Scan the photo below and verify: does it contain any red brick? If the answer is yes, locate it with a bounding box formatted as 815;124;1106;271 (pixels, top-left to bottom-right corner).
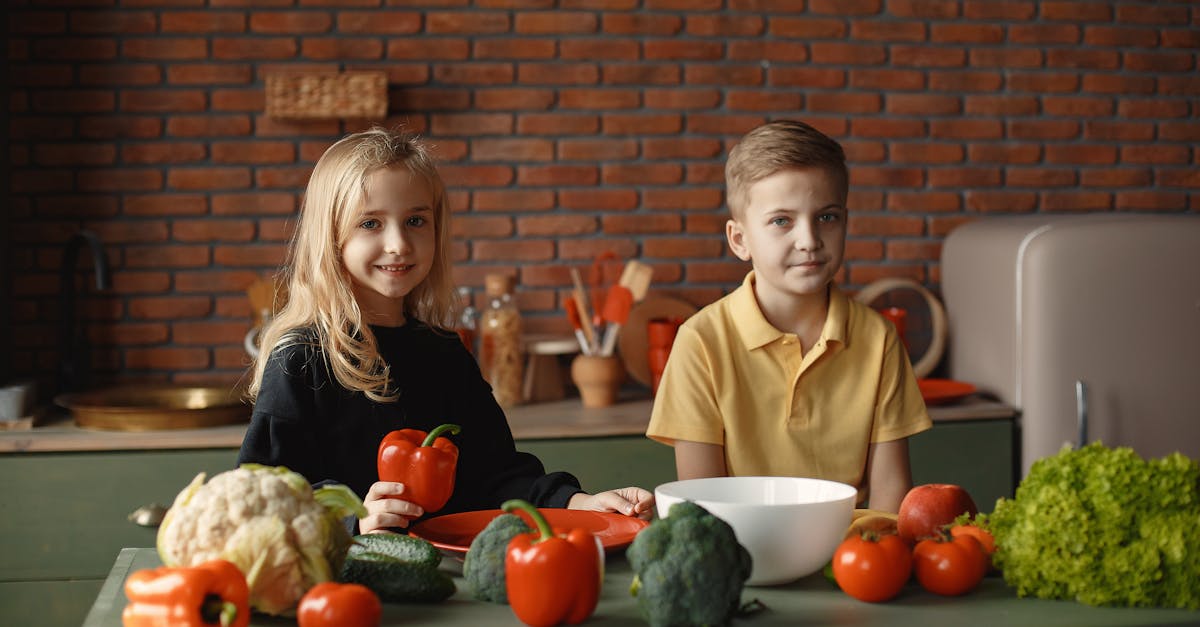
173;219;256;242
685;65;762;86
1008;120;1080;140
112;271;173;295
850;119;924;139
1006;167;1076;188
93;221;170;244
338;11;421;34
847;265;926;286
124;194;209;217
1083;73;1155;95
257;117;340;138
168;167;252;191
1083;121;1154;142
603;64;681;86
34;143;116;166
1158;75;1200;96
686;14;764;37
887;191;961;213
474;38;555;60
964;0;1035;19
685;114;767;136
842;140;886;163
125;244;211;268
125;347;210;370
889;142;963;165
10;64;72;87
645;40;724;61
642;138;722;160
645;88;722;110
388;38;468;60
1044;144;1118;165
121;90;206;113
601;13;682;36
430;113;513;136
122;142;206;164
1008;23;1080;45
91;323;170;346
473;239;555;262
1040;191;1112;211
931;119;1003;140
850;68;925;91
602;164;682;185
807;92;881;114
254;167;311;189
1046;49;1120;71
1115;191;1189;211
558;139;637;161
885;240;942;262
517;165;598;186
472;138;554;162
812;42;888;65
769;16;846;38
1120;145;1190;165
473;190;556;212
890;45;966;68
214;245;288;267
558;189;639;211
166;115;252;137
451;215;514;239
167;64;253;85
250;11;332;33
929;71;1001;92
516;215;597;236
1161;30;1200;50
128;296;213;320
968;47;1043;68
1085;25;1159;47
1007;72;1079;93
212;192;295;216
258;218;296;242
965;191;1038;213
557;88;637;110
931;23;1004;44
1115;3;1189;25
514;11;597;34
213;37;297;60
518;63;600;85
558;39;638;61
728;40;808;62
1043;96;1114;117
1124;50;1195;73
32;89;114;113
850;20;925;42
303;38;384;60
851;166;924;188
643;237;725;259
175;270;262;293
1080;168;1152;188
642;188;723;211
553;239;638;261
687;163;727;185
1160;122;1200;142
427;11;510;34
212;141;294;164
602;113;682;136
686;261;752;284
123;37;207;60
440;165;514;188
434;63;515;85
77;168;163;192
1041;1;1111;21
79;64;162;86
160;11;246;33
10;11;67;35
967;143;1042;164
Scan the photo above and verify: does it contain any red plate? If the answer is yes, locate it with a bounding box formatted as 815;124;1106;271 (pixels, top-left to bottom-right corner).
410;508;649;555
918;378;977;405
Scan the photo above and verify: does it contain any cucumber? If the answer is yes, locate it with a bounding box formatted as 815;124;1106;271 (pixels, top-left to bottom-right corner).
348;533;442;569
340;551;456;603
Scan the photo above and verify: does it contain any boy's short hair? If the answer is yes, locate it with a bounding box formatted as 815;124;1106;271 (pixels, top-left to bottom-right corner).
724;120;848;218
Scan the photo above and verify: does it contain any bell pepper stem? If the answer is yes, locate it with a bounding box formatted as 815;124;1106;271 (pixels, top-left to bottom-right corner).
199;595;238;627
421;423;462;447
501;499;555;543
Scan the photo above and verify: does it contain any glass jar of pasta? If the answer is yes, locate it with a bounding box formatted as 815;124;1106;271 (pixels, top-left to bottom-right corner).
479;273;524;408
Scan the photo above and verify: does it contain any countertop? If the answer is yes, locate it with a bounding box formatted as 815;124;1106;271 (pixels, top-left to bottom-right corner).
84;547;1197;627
0;395;1016;454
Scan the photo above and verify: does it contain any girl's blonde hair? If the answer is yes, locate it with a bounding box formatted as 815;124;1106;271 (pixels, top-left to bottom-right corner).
724;119;848;218
248;127;454;403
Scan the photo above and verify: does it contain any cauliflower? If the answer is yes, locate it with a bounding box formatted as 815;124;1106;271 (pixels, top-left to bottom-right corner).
156;464;367;616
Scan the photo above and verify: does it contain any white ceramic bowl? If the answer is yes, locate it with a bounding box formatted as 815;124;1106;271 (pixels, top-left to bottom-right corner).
655;476;857;586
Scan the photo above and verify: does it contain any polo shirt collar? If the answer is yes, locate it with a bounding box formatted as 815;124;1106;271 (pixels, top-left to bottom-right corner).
731;270;850;351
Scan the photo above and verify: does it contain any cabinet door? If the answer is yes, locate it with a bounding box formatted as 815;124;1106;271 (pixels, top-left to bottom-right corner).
909;420;1014;513
519;436;677;494
0;449;238;581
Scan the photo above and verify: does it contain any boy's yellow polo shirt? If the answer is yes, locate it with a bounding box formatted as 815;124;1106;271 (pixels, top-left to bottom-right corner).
646;271;931;502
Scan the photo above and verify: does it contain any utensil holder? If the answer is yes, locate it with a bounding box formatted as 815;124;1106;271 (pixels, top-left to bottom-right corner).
570;354;624;408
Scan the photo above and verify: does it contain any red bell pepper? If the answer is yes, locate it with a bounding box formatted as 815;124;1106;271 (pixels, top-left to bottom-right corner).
502;499;602;627
122;559;249;627
297;582;382;627
377;423;461;513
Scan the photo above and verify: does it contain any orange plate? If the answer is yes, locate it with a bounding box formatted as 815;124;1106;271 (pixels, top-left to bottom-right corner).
918;378;977;405
410;508;649;555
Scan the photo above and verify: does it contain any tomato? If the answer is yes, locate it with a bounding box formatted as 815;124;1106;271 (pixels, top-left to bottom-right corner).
831;533;912;602
913;533;987;596
297;582;382;627
949;523;995;556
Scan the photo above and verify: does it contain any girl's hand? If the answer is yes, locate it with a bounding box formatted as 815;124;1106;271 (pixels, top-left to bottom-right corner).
359;481;424;534
569;487;655;520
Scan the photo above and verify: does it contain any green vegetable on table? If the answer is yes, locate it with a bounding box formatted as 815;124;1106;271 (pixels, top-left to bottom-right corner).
989;442;1200;609
627;501;752;627
338;533;455;604
462;512;531;604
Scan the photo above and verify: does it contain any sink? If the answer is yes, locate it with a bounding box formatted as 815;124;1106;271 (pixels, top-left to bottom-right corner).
55;385;249;431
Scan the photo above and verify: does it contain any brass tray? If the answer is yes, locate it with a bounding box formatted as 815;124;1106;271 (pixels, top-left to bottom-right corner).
56;385;250;431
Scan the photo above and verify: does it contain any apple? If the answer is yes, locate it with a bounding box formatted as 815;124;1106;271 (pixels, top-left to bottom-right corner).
897;483;978;544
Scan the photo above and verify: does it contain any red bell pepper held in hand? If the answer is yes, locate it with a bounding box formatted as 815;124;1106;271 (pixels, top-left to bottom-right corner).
502;499;602;627
122;559;249;627
297;582;382;627
377;423;461;513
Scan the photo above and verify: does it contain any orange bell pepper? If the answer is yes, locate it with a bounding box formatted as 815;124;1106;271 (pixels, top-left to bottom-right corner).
502;499;602;627
377;423;461;513
122;559;249;627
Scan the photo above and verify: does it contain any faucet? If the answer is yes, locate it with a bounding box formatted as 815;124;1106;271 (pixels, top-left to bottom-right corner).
59;230;111;394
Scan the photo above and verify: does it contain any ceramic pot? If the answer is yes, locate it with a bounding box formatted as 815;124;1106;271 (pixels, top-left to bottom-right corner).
570;354;624;408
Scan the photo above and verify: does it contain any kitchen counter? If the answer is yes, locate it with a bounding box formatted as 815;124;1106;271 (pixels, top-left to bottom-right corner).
0;394;1015;453
84;547;1197;627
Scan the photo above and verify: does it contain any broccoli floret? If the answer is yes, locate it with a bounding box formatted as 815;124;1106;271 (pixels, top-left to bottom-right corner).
627;501;752;627
462;512;532;603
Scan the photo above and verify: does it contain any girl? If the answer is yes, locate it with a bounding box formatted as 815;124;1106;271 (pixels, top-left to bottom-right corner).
239;127;653;533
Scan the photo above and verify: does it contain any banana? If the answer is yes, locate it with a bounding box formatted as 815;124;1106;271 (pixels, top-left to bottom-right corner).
845;509;899;540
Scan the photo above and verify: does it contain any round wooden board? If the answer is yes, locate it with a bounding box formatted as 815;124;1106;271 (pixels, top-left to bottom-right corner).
616;296;699;388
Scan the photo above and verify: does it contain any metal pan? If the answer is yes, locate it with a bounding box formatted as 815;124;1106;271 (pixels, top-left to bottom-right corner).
56;385;249;431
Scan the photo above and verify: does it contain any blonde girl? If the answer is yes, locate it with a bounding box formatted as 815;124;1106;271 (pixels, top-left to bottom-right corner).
240;128;653;533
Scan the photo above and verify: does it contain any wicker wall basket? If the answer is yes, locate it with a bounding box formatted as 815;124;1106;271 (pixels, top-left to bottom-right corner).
265;71;388;120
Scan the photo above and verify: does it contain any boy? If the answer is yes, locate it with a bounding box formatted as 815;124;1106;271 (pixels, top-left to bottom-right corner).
645;120;931;512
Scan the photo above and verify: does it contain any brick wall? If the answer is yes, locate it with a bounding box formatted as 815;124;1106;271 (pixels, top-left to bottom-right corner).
6;1;1198;388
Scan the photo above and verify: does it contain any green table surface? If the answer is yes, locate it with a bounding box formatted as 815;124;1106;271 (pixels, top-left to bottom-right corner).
84;548;1197;627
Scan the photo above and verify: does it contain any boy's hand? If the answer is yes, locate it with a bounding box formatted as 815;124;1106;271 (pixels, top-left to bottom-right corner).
360;481;424;533
569;487;656;520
